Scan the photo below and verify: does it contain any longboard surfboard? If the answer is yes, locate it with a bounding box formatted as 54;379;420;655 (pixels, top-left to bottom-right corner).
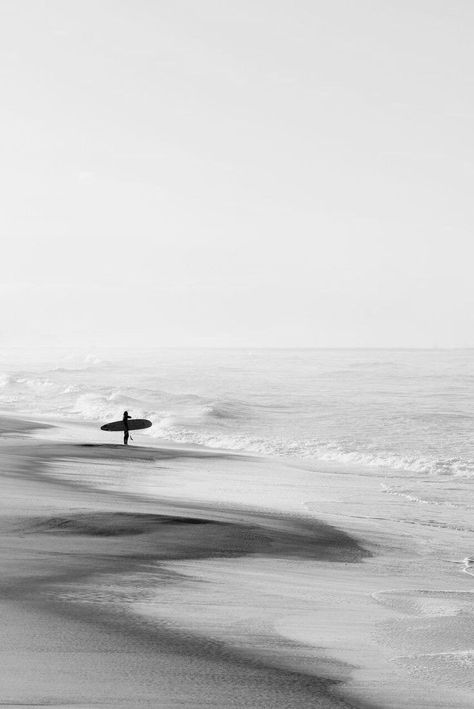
101;419;152;432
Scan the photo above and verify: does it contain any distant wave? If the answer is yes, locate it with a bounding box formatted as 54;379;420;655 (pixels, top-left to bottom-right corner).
203;400;254;421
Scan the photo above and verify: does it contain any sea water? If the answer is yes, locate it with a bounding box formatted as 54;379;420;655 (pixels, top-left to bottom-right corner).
1;347;474;516
1;347;474;474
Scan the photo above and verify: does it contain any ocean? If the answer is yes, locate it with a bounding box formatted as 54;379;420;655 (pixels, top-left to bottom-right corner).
1;347;473;707
2;347;474;476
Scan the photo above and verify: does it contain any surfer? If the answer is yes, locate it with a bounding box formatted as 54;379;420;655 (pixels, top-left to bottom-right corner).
123;410;131;445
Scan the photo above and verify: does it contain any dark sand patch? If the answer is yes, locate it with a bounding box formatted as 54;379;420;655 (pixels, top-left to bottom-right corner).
26;512;215;536
17;509;371;563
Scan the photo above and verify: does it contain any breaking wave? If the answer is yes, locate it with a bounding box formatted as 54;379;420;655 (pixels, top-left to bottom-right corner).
148;420;474;478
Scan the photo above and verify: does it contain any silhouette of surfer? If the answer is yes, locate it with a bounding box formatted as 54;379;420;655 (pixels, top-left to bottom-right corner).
123;410;131;445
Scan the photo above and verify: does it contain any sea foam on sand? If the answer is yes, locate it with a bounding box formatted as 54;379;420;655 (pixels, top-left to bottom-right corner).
0;415;473;708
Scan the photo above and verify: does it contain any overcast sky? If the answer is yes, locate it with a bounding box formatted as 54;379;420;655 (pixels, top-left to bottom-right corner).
1;0;473;347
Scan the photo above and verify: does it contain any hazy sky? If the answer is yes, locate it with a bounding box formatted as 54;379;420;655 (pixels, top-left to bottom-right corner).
1;0;474;347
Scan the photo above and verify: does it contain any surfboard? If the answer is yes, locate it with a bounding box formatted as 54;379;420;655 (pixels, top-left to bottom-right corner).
100;419;152;432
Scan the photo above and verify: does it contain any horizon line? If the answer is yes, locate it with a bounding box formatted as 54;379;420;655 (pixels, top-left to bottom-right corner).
3;345;474;352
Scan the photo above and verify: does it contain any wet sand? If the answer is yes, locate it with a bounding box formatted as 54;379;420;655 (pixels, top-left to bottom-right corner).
0;415;371;708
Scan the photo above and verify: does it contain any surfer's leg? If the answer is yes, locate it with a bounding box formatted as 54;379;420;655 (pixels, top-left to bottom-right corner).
124;431;129;445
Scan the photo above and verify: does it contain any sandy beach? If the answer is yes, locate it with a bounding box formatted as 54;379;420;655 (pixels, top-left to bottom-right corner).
0;414;473;708
0;415;369;708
